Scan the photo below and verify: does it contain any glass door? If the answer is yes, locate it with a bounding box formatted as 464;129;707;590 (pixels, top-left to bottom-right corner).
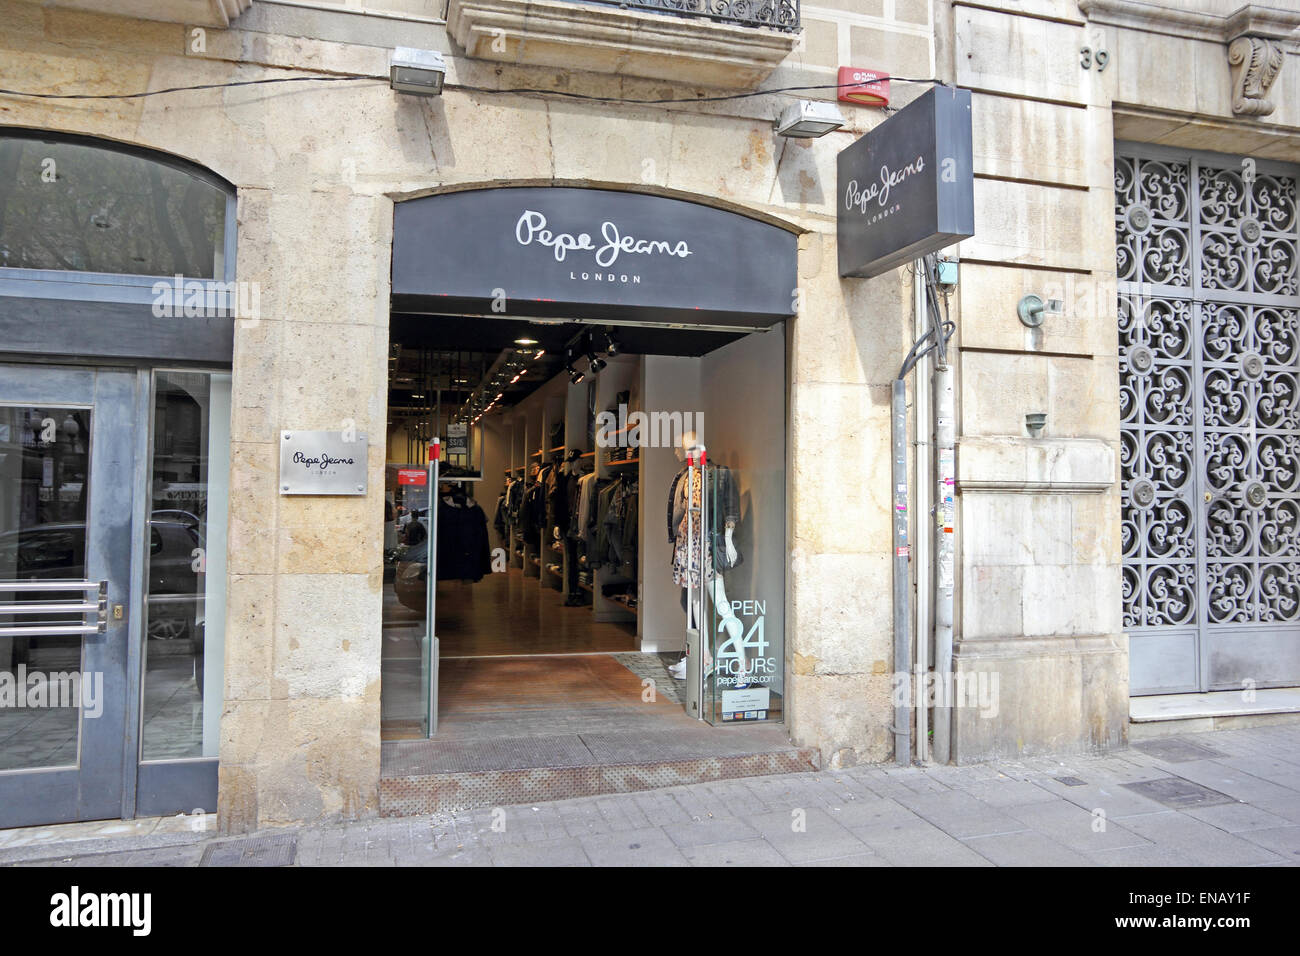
704;453;784;726
0;364;137;827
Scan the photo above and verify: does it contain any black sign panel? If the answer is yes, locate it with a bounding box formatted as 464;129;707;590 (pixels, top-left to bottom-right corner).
392;187;797;329
837;86;975;278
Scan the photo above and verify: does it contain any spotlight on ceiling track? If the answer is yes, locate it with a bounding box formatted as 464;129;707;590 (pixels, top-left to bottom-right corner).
586;352;607;374
568;366;585;385
603;331;621;357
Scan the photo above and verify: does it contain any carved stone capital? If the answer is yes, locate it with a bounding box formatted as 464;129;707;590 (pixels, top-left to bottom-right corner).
1228;34;1285;117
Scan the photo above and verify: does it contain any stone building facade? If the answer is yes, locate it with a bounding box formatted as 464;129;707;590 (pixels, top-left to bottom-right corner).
0;0;1296;832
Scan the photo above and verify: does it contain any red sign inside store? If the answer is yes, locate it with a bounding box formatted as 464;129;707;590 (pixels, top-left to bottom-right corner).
397;468;427;486
837;67;890;107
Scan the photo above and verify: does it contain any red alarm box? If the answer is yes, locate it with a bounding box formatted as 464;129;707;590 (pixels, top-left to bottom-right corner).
837;66;890;107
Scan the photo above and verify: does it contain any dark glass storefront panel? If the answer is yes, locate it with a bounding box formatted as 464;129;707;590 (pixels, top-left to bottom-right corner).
0;134;227;278
140;371;229;761
700;331;785;725
0;405;90;769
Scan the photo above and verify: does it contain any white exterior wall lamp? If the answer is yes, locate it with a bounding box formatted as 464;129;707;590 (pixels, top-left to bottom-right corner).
775;100;846;138
390;47;447;96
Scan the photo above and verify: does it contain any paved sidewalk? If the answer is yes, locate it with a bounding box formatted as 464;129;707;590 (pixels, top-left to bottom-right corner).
3;723;1300;866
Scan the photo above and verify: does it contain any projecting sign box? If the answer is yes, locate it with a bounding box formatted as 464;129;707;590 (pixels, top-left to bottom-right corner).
837;86;975;279
280;430;368;495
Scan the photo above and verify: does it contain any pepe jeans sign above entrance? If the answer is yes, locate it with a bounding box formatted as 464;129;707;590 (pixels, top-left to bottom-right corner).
514;210;693;267
279;430;368;496
392;187;797;329
837;86;975;278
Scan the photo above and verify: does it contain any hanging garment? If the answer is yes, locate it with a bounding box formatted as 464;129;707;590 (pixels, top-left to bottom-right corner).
507;477;524;528
577;471;598;533
522;470;547;546
594;479;616;569
493;490;508;539
565;466;582;536
578;472;600;560
597;475;638;578
619;487;638;580
545;461;568;535
435;493;492;582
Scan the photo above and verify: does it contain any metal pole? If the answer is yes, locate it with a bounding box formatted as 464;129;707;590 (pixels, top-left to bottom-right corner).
913;261;930;764
684;448;706;720
931;365;955;763
426;437;440;737
891;379;911;765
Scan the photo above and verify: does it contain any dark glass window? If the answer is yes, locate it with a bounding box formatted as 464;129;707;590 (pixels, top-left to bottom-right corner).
0;134;228;278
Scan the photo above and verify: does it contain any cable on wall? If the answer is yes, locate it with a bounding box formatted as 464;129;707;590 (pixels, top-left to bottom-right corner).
0;74;939;106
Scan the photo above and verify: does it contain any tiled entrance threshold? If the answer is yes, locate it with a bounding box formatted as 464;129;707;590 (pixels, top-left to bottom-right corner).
380;654;814;815
1131;688;1300;738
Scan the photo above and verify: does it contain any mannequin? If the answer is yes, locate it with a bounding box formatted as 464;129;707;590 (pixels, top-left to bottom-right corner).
667;430;748;688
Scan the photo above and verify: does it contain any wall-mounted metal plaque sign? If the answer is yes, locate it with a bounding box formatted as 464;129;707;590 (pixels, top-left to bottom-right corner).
279;430;368;495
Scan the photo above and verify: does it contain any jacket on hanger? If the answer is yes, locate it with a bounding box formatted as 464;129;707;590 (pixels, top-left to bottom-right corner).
596;474;638;578
436;493;492;582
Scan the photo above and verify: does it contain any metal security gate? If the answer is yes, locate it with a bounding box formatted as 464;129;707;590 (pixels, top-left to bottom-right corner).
1117;142;1300;695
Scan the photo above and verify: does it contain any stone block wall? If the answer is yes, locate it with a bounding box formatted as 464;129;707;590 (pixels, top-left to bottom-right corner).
939;0;1128;761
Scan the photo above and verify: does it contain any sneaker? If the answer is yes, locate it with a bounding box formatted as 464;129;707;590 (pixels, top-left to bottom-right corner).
734;666;749;690
667;658;686;680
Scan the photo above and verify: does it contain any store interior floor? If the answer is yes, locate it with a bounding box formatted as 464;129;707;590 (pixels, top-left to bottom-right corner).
404;565;638;658
382;564;673;739
380;316;788;763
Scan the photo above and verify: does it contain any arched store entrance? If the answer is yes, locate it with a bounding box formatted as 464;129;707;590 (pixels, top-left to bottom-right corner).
379;186;813;813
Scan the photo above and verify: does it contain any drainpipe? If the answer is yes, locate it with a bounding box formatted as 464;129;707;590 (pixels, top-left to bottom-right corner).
920;257;956;765
913;265;930;764
890;379;911;766
893;256;956;766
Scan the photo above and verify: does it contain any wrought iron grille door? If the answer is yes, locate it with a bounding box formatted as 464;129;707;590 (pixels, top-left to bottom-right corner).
1117;142;1300;695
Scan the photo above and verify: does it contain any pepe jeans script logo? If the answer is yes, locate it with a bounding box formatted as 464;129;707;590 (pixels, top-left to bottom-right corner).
844;154;927;217
515;210;693;269
291;450;356;474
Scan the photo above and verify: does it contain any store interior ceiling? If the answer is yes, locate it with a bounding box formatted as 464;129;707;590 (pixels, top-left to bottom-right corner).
387;312;754;419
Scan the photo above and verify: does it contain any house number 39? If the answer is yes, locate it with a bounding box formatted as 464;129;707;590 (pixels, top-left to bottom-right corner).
1080;47;1109;71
